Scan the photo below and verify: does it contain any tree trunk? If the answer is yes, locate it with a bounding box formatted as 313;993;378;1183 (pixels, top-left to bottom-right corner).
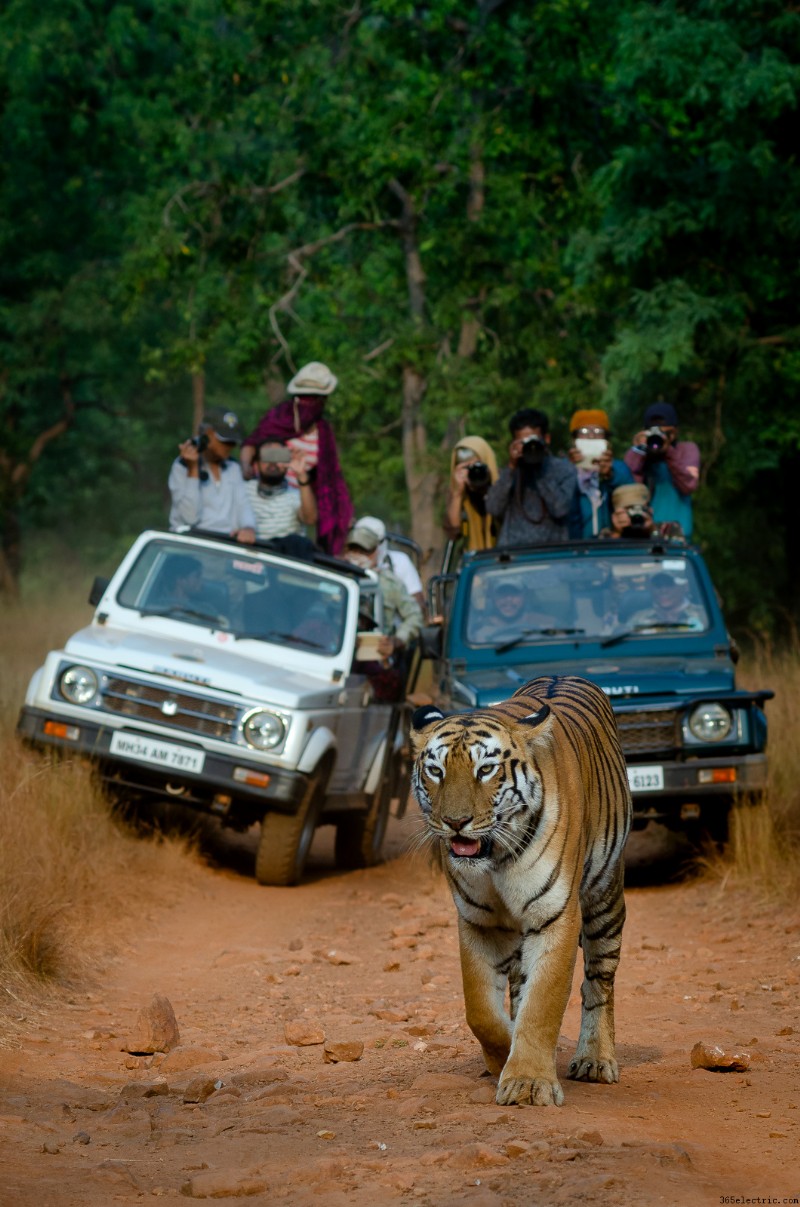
192;371;205;433
402;365;440;577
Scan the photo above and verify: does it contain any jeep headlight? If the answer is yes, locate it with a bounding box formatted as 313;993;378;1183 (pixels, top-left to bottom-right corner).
687;703;733;743
59;665;99;706
242;709;286;751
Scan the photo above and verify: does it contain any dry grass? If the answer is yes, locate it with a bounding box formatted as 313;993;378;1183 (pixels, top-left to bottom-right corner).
700;643;800;896
0;586;202;1034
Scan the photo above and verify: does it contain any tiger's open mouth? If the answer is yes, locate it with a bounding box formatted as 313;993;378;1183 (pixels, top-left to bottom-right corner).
449;836;484;859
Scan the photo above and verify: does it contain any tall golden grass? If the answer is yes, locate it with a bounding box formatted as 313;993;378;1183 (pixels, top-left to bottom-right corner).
0;588;200;1029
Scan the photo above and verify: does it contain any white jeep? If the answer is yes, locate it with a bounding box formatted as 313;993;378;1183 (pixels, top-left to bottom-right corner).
18;530;414;885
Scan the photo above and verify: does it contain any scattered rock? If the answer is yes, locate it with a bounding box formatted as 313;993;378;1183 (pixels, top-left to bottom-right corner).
41;1141;61;1155
777;1027;794;1036
505;1140;530;1158
469;1085;497;1104
372;1009;409;1023
317;1129;336;1140
288;938;303;951
411;1073;477;1092
320;949;358;965
690;1041;751;1071
324;1040;364;1063
231;1066;291;1091
383;961;401;972
125;994;180;1055
119;1079;169;1100
577;1128;604;1146
72;1131;91;1145
183;1170;267;1198
159;1045;223;1072
285;1021;325;1046
183;1077;220;1104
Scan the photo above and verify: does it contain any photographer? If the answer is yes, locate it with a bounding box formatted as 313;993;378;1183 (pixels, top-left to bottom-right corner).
624;403;700;538
245;440;317;541
600;484;684;541
565;408;633;538
485;408;576;546
168;408;256;543
443;436;499;552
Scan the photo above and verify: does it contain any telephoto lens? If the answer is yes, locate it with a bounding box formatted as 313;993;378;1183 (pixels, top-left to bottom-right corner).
520;436;547;466
466;461;491;488
645;427;666;453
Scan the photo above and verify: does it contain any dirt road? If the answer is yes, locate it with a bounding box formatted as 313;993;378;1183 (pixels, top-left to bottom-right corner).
1;816;799;1207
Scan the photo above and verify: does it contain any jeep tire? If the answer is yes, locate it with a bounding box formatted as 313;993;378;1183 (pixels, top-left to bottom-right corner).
334;752;399;870
255;771;324;886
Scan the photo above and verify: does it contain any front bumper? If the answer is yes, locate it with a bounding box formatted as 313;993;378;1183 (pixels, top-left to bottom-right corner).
17;706;309;817
628;752;767;823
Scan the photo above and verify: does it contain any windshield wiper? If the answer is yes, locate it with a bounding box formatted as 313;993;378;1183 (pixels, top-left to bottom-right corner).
601;622;696;649
140;605;226;626
494;628;585;655
234;628;326;651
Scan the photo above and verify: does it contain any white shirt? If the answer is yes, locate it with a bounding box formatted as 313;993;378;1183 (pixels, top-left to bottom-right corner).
381;548;423;597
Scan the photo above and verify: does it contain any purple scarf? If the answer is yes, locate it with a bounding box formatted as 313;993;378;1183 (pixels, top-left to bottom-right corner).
244;397;353;555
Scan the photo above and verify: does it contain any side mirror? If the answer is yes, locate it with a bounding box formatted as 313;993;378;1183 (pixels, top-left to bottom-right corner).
89;576;110;607
420;622;443;659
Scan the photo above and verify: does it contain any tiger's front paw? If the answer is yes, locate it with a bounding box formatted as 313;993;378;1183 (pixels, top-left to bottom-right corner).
567;1056;619;1083
496;1075;564;1107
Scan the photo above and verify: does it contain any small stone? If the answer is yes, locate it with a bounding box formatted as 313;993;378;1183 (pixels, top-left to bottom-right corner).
372;1009;409;1023
461;1143;508;1167
690;1041;751;1072
184;1171;267;1198
380;893;402;905
288;938;303;951
505;1140;530;1158
123;1056;141;1070
321;949;358;965
390;936;418;950
158;1045;221;1072
41;1141;60;1154
412;1073;477;1092
577;1129;604;1146
777;1027;794;1036
755;1111;772;1119
469;1085;497;1104
72;1131;91;1145
119;1080;169;1099
317;1129;336;1140
182;1077;219;1104
285;1021;325;1046
324;1040;364;1063
125;994;180;1055
383;961;401;972
284;965;302;976
414;1120;437;1129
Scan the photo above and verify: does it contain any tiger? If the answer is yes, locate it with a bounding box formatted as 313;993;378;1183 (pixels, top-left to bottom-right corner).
409;674;632;1108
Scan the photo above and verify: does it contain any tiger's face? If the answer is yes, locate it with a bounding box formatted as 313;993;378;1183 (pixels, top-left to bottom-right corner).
410;705;549;864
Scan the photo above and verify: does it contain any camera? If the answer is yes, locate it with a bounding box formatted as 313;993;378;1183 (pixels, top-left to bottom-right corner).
626;505;649;527
189;432;210;453
466;461;491;489
644;426;666;454
520;435;547;466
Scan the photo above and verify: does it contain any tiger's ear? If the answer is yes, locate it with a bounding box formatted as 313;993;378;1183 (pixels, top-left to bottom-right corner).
519;703;551;729
411;705;445;732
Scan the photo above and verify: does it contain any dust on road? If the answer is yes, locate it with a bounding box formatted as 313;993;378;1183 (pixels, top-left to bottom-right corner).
1;815;798;1207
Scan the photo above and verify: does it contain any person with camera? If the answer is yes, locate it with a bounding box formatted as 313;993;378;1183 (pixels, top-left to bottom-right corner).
600;483;685;541
244;439;318;541
624;402;700;538
443;436;499;551
168;408;256;543
565;408;634;538
485;408;576;546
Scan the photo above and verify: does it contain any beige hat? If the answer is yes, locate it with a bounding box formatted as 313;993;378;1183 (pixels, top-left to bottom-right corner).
347;523;381;553
287;362;338;396
612;484;650;510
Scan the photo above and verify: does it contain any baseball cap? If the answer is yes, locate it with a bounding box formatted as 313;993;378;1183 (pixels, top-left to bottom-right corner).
347;524;381;553
201;407;244;443
644;402;678;428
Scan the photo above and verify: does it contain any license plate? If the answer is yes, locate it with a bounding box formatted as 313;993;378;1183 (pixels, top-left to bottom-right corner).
109;731;206;775
627;764;664;793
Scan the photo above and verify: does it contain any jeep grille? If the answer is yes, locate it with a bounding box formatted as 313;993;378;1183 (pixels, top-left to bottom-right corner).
615;708;678;757
102;677;239;740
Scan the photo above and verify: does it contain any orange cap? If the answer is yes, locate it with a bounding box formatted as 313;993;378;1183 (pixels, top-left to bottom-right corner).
570;408;610;433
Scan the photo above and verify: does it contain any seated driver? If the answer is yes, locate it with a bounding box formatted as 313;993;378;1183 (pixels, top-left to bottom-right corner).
472;578;556;643
628;572;705;631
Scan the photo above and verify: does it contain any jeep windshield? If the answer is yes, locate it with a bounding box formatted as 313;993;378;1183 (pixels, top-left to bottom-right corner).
464;554;710;649
116;539;348;655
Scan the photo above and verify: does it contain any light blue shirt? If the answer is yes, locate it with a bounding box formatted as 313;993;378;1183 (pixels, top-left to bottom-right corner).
168;458;256;534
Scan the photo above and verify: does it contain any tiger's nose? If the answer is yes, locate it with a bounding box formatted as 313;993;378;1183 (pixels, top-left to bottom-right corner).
442;816;472;833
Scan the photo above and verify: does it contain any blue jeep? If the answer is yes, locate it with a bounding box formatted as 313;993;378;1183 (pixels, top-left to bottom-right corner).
426;538;772;841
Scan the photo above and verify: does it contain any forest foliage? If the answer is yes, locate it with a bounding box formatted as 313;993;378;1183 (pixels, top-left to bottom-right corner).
2;0;799;631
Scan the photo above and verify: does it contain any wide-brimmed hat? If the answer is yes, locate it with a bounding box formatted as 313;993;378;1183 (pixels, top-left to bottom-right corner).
200;407;243;443
287;362;338;396
612;484;650;510
347;524;381;553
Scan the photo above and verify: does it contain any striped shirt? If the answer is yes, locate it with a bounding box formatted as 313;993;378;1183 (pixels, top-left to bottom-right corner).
285;428;319;488
245;480;305;540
